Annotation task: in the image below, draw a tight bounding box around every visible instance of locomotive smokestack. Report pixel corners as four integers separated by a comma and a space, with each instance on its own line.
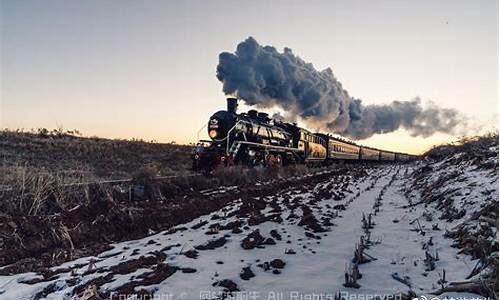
227, 98, 238, 114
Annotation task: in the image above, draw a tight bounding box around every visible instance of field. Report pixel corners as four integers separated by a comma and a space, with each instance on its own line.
0, 131, 497, 299
0, 130, 192, 183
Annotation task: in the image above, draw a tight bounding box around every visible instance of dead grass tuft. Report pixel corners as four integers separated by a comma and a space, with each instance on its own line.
0, 165, 113, 216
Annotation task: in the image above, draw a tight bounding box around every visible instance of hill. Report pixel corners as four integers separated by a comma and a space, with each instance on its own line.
0, 130, 192, 186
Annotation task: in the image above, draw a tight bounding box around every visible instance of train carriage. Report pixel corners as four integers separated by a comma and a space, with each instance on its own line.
395, 153, 409, 162
301, 131, 327, 162
379, 150, 396, 161
317, 134, 360, 160
359, 146, 380, 161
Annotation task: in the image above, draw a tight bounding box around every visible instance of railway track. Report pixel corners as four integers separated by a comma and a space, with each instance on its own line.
0, 160, 399, 194
0, 173, 203, 193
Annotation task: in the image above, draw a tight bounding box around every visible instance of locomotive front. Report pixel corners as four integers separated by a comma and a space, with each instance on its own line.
207, 98, 238, 143
191, 98, 239, 173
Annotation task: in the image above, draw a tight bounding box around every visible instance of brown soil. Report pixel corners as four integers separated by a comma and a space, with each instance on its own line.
0, 167, 354, 275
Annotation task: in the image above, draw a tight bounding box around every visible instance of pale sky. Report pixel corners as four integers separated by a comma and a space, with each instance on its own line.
1, 0, 498, 154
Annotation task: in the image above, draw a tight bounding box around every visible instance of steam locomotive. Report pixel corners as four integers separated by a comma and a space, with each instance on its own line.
192, 98, 416, 172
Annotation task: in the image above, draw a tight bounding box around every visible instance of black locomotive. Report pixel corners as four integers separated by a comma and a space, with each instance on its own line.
192, 98, 416, 173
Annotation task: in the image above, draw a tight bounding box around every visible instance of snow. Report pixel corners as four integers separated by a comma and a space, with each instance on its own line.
0, 158, 496, 300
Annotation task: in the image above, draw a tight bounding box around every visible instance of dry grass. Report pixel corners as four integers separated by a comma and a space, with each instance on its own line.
0, 129, 333, 217
423, 132, 498, 161
0, 129, 192, 216
0, 129, 191, 183
211, 164, 311, 186
0, 163, 317, 217
129, 164, 314, 201
0, 165, 114, 216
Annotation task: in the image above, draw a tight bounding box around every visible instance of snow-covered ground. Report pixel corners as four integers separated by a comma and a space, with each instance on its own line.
0, 154, 497, 299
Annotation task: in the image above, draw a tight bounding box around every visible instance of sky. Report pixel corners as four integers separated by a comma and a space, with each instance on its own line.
1, 0, 498, 154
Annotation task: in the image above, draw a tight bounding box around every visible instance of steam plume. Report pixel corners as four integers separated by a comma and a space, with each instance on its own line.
216, 37, 465, 139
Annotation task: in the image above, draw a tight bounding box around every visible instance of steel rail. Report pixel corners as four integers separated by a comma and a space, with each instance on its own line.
0, 173, 202, 193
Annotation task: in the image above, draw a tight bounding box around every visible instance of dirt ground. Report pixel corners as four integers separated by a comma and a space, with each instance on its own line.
0, 166, 362, 276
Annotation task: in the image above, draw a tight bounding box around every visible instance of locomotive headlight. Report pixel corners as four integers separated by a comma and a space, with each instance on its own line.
209, 129, 218, 139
